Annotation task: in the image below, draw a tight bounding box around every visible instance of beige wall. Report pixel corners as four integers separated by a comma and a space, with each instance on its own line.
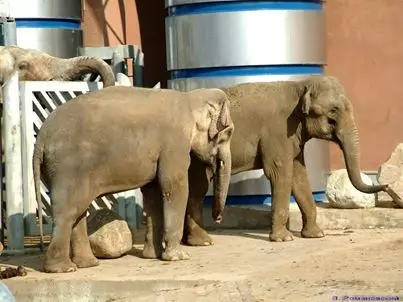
83, 0, 403, 171
325, 0, 403, 170
82, 0, 167, 88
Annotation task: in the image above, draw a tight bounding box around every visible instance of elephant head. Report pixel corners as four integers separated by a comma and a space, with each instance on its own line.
0, 45, 115, 87
190, 88, 235, 222
300, 75, 386, 194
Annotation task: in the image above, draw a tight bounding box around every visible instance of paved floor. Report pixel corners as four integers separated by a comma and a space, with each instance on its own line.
1, 228, 403, 301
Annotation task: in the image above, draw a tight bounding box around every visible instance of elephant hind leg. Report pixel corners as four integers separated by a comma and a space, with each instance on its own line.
71, 212, 99, 268
183, 156, 213, 246
141, 182, 164, 259
292, 154, 324, 238
44, 180, 93, 273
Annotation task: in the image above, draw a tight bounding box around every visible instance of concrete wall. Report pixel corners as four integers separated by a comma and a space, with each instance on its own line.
82, 0, 403, 171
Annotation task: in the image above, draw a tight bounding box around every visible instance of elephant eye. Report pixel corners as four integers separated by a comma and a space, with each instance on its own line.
329, 107, 339, 115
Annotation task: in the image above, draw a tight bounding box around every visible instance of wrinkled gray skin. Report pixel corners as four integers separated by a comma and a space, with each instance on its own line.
183, 75, 391, 246
0, 45, 115, 87
33, 86, 234, 273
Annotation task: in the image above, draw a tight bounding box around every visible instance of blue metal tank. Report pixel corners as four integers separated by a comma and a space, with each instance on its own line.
165, 0, 328, 205
9, 0, 82, 58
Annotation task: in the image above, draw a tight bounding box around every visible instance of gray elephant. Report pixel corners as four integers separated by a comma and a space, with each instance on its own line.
0, 45, 115, 87
33, 86, 234, 273
183, 75, 396, 246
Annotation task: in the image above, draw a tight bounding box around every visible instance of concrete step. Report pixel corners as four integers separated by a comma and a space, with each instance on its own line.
202, 203, 403, 231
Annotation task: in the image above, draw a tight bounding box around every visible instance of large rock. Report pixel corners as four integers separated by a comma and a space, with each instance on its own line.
87, 209, 133, 259
326, 169, 375, 209
377, 143, 403, 207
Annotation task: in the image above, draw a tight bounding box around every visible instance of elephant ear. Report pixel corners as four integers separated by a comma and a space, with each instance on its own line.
302, 83, 312, 115
16, 59, 41, 81
207, 93, 233, 142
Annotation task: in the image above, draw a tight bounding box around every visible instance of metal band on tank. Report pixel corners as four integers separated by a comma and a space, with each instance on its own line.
15, 19, 81, 29
167, 1, 323, 15
168, 65, 324, 91
165, 0, 322, 9
166, 0, 240, 8
165, 2, 325, 70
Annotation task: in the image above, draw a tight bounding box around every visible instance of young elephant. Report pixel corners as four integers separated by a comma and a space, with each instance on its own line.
183, 75, 395, 246
33, 86, 234, 273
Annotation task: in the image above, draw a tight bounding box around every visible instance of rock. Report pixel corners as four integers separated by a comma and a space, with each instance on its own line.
87, 209, 133, 259
326, 169, 375, 209
116, 73, 131, 87
377, 143, 403, 207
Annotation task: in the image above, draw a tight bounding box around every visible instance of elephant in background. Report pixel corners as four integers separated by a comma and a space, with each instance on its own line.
0, 45, 115, 87
183, 75, 396, 246
33, 86, 234, 273
0, 45, 116, 165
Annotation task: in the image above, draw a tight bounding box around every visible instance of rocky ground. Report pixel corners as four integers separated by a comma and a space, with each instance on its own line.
1, 228, 403, 301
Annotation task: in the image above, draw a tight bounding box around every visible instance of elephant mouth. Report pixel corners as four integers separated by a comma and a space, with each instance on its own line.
331, 132, 340, 144
209, 158, 219, 176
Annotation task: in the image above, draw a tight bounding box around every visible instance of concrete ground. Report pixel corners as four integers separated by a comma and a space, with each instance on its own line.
1, 226, 403, 302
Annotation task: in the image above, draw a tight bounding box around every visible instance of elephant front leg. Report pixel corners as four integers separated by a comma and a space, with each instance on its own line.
159, 157, 191, 261
183, 158, 213, 246
141, 182, 164, 259
292, 154, 324, 238
262, 148, 294, 242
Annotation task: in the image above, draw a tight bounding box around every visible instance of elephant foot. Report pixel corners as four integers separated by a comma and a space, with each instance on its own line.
301, 224, 325, 238
185, 228, 214, 246
44, 258, 77, 273
142, 243, 162, 259
269, 229, 294, 242
161, 248, 190, 261
72, 254, 99, 268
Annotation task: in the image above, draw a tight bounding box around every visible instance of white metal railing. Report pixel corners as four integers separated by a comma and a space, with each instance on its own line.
2, 72, 144, 250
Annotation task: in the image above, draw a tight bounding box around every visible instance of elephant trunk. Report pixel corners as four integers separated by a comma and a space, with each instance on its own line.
212, 144, 231, 223
47, 56, 116, 87
337, 118, 386, 194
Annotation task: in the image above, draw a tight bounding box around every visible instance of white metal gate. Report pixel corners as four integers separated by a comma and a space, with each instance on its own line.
4, 76, 143, 241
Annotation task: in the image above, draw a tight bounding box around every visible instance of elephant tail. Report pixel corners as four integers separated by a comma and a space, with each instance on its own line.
32, 138, 44, 252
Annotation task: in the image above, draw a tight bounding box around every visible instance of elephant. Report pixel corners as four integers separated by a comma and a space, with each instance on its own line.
32, 85, 234, 273
182, 75, 397, 246
0, 45, 115, 87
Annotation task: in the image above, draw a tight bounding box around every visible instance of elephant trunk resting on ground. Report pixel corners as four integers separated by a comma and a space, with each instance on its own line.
33, 86, 234, 273
182, 75, 396, 246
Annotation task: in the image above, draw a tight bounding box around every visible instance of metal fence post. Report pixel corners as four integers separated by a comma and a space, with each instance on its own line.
19, 83, 38, 235
133, 49, 144, 87
3, 72, 24, 250
0, 6, 18, 248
